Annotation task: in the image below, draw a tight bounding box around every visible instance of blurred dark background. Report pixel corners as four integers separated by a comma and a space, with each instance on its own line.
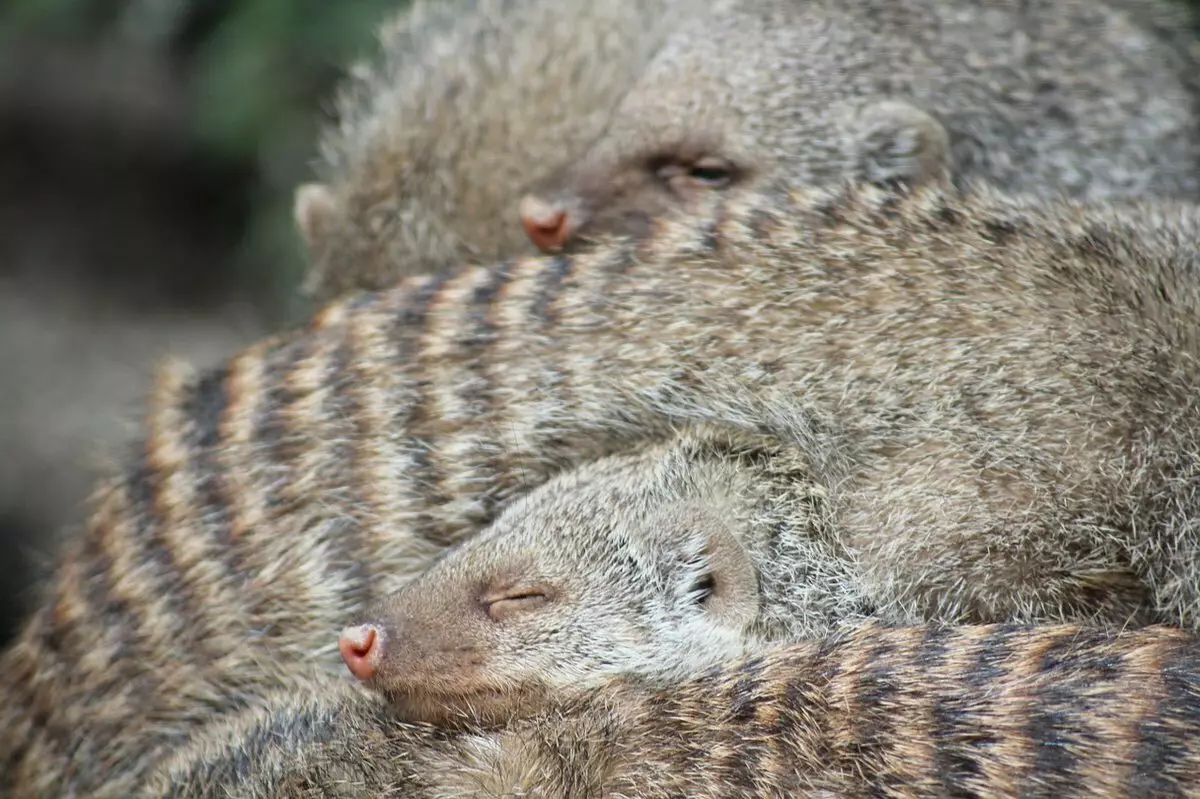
1, 0, 1199, 648
0, 0, 397, 643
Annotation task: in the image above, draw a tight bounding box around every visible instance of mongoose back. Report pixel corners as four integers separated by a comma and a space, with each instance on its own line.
8, 181, 1200, 794
145, 624, 1200, 798
297, 0, 700, 303
517, 0, 1200, 251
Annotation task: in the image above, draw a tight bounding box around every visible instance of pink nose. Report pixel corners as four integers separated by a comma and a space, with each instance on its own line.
339, 624, 381, 681
519, 195, 571, 251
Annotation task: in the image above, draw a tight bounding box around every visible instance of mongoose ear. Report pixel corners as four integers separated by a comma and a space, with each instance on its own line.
697, 511, 760, 625
658, 503, 760, 625
294, 182, 339, 253
852, 99, 951, 188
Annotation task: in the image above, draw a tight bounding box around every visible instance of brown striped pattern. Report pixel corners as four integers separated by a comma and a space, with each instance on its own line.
142, 625, 1200, 798
595, 624, 1200, 799
4, 181, 1200, 795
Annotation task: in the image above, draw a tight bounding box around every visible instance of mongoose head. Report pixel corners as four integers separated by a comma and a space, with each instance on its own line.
338, 435, 848, 726
294, 0, 703, 303
517, 5, 950, 253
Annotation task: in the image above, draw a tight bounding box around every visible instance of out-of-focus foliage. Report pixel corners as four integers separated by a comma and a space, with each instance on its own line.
0, 0, 401, 320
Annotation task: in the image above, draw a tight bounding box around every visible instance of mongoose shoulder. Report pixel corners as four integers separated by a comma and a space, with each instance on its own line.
144, 624, 1200, 798
517, 0, 1200, 252
6, 180, 1200, 794
297, 0, 698, 303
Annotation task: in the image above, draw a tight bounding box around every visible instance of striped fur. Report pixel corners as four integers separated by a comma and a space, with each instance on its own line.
5, 180, 1200, 794
143, 624, 1200, 798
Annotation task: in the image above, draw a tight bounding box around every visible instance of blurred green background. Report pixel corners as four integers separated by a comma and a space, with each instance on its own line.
0, 0, 401, 320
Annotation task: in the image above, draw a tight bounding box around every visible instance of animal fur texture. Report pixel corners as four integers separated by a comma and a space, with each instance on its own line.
518, 0, 1200, 252
297, 0, 699, 303
5, 180, 1200, 794
335, 431, 871, 726
143, 624, 1200, 798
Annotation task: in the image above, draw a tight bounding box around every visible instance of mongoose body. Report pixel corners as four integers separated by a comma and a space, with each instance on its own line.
7, 181, 1200, 794
297, 0, 699, 302
518, 0, 1200, 251
146, 624, 1200, 798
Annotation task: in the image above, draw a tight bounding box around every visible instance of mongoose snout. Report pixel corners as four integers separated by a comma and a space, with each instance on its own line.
339, 623, 382, 681
518, 195, 571, 252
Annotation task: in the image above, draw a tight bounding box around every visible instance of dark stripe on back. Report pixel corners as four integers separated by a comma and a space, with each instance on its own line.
587, 240, 639, 320
127, 452, 203, 647
771, 643, 837, 786
455, 264, 512, 523
923, 625, 987, 799
862, 190, 902, 228
844, 629, 902, 798
389, 270, 456, 547
721, 655, 767, 790
1025, 629, 1091, 795
453, 264, 511, 420
184, 365, 231, 451
82, 481, 139, 665
982, 218, 1022, 246
932, 198, 963, 229
324, 332, 370, 611
256, 338, 311, 513
931, 626, 1018, 797
530, 255, 573, 330
178, 365, 244, 586
1130, 638, 1200, 796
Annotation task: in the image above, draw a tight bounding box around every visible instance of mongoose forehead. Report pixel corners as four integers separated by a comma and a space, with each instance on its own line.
149, 624, 1200, 798
518, 0, 1200, 252
8, 180, 1200, 794
337, 433, 855, 725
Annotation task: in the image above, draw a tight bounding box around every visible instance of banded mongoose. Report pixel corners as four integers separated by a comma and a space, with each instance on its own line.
8, 180, 1200, 795
335, 431, 873, 726
296, 0, 700, 303
145, 624, 1200, 798
517, 0, 1200, 251
334, 428, 1143, 726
